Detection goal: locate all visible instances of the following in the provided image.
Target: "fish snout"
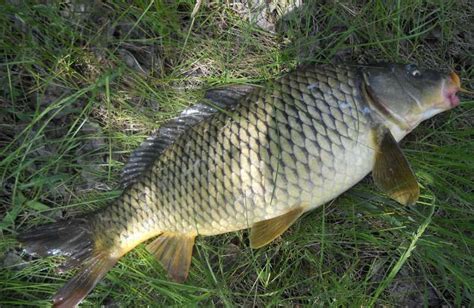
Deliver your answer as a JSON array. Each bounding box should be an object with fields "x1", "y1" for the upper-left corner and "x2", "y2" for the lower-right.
[{"x1": 443, "y1": 72, "x2": 461, "y2": 108}]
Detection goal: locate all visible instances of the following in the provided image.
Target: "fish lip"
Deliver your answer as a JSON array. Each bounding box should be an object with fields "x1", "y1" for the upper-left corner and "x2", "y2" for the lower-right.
[
  {"x1": 442, "y1": 73, "x2": 461, "y2": 108},
  {"x1": 445, "y1": 90, "x2": 460, "y2": 107}
]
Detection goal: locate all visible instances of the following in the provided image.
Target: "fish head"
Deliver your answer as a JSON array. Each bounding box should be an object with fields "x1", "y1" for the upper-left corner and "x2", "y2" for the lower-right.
[{"x1": 362, "y1": 63, "x2": 461, "y2": 130}]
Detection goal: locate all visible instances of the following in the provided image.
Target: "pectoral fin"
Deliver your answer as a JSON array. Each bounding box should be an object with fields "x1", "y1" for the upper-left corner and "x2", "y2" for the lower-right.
[
  {"x1": 372, "y1": 128, "x2": 420, "y2": 205},
  {"x1": 146, "y1": 232, "x2": 196, "y2": 282},
  {"x1": 250, "y1": 206, "x2": 305, "y2": 249}
]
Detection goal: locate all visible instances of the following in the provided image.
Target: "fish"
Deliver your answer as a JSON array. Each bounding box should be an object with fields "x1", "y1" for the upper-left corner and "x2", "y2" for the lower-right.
[{"x1": 17, "y1": 63, "x2": 463, "y2": 307}]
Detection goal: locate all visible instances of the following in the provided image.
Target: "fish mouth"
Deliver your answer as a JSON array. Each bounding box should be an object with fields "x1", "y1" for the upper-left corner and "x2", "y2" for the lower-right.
[{"x1": 442, "y1": 72, "x2": 461, "y2": 108}]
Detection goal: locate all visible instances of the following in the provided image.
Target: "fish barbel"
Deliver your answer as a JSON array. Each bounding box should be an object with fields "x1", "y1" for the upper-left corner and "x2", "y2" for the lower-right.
[{"x1": 18, "y1": 63, "x2": 462, "y2": 307}]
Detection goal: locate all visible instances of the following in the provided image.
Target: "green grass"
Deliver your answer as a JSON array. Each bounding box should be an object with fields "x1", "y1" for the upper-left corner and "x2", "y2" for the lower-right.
[{"x1": 1, "y1": 0, "x2": 473, "y2": 306}]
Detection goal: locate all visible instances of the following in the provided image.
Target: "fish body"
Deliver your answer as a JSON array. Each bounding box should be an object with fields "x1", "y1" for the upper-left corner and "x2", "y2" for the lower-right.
[
  {"x1": 101, "y1": 65, "x2": 374, "y2": 246},
  {"x1": 18, "y1": 63, "x2": 461, "y2": 307}
]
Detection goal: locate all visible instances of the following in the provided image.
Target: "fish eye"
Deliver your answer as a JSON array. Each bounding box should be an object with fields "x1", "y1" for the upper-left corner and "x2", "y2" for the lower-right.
[
  {"x1": 405, "y1": 64, "x2": 422, "y2": 78},
  {"x1": 411, "y1": 69, "x2": 422, "y2": 78}
]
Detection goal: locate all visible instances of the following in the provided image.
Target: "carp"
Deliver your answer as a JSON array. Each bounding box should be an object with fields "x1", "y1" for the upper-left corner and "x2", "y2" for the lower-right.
[{"x1": 18, "y1": 63, "x2": 463, "y2": 307}]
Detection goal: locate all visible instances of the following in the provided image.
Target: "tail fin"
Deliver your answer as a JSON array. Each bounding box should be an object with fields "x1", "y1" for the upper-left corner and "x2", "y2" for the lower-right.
[{"x1": 18, "y1": 218, "x2": 117, "y2": 307}]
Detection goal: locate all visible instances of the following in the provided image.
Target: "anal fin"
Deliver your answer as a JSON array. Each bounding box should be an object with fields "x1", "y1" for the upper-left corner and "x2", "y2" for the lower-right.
[
  {"x1": 146, "y1": 232, "x2": 196, "y2": 282},
  {"x1": 250, "y1": 206, "x2": 305, "y2": 249},
  {"x1": 372, "y1": 127, "x2": 420, "y2": 205}
]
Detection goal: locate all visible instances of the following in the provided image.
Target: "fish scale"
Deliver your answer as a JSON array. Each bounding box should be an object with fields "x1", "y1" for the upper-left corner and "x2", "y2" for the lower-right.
[{"x1": 90, "y1": 65, "x2": 375, "y2": 252}]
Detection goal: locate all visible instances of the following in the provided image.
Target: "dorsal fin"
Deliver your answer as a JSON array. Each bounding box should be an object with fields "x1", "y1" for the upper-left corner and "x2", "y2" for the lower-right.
[{"x1": 120, "y1": 84, "x2": 257, "y2": 188}]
